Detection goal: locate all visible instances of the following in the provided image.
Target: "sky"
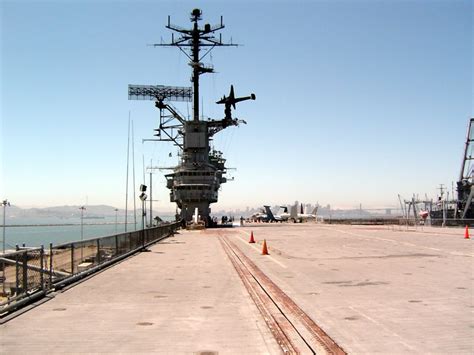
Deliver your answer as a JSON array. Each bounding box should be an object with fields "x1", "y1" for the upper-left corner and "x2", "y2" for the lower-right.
[{"x1": 1, "y1": 0, "x2": 472, "y2": 212}]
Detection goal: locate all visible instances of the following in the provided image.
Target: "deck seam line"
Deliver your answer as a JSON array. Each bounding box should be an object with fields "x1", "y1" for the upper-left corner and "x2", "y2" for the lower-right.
[
  {"x1": 223, "y1": 234, "x2": 347, "y2": 355},
  {"x1": 218, "y1": 234, "x2": 299, "y2": 353}
]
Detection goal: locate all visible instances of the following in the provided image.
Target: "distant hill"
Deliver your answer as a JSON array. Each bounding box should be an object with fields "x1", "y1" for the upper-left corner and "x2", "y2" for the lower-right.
[{"x1": 5, "y1": 205, "x2": 124, "y2": 219}]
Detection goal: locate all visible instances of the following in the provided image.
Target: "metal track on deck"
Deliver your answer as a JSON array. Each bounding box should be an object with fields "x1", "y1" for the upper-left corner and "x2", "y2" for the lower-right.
[{"x1": 219, "y1": 233, "x2": 346, "y2": 355}]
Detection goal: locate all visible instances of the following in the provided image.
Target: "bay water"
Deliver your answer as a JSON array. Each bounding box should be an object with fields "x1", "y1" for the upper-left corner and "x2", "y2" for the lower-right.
[{"x1": 2, "y1": 215, "x2": 175, "y2": 250}]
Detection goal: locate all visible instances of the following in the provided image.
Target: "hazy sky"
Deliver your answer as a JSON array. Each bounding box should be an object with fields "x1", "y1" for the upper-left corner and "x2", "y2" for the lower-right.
[{"x1": 1, "y1": 0, "x2": 472, "y2": 212}]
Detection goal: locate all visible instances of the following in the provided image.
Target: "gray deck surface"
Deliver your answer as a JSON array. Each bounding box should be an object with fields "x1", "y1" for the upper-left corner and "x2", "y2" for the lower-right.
[
  {"x1": 0, "y1": 231, "x2": 279, "y2": 354},
  {"x1": 1, "y1": 224, "x2": 473, "y2": 354},
  {"x1": 230, "y1": 224, "x2": 473, "y2": 354}
]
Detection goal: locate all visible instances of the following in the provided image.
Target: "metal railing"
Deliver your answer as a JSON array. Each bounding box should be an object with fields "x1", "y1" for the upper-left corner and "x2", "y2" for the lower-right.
[
  {"x1": 392, "y1": 217, "x2": 474, "y2": 228},
  {"x1": 323, "y1": 217, "x2": 400, "y2": 225},
  {"x1": 0, "y1": 222, "x2": 181, "y2": 315},
  {"x1": 321, "y1": 217, "x2": 474, "y2": 227}
]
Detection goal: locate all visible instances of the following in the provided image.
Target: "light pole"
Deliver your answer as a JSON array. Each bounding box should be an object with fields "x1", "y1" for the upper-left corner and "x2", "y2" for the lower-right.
[
  {"x1": 114, "y1": 208, "x2": 119, "y2": 233},
  {"x1": 79, "y1": 206, "x2": 86, "y2": 260},
  {"x1": 139, "y1": 186, "x2": 148, "y2": 251},
  {"x1": 149, "y1": 171, "x2": 153, "y2": 227},
  {"x1": 2, "y1": 199, "x2": 10, "y2": 254},
  {"x1": 2, "y1": 199, "x2": 10, "y2": 296},
  {"x1": 139, "y1": 186, "x2": 147, "y2": 231}
]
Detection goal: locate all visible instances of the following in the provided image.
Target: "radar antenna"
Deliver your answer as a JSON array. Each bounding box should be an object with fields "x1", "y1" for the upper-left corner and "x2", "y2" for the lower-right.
[{"x1": 154, "y1": 8, "x2": 237, "y2": 122}]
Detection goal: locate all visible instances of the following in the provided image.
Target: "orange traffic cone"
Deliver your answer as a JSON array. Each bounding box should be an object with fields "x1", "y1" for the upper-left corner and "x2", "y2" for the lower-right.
[
  {"x1": 465, "y1": 225, "x2": 470, "y2": 239},
  {"x1": 262, "y1": 239, "x2": 269, "y2": 255},
  {"x1": 249, "y1": 231, "x2": 255, "y2": 243}
]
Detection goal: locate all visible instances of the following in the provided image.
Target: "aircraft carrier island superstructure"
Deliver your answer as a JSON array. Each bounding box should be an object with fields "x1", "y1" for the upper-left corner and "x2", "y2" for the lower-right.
[{"x1": 128, "y1": 9, "x2": 255, "y2": 225}]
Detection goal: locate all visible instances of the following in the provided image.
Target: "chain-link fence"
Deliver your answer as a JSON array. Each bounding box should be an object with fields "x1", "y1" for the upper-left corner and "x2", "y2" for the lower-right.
[
  {"x1": 0, "y1": 222, "x2": 180, "y2": 315},
  {"x1": 0, "y1": 247, "x2": 46, "y2": 309}
]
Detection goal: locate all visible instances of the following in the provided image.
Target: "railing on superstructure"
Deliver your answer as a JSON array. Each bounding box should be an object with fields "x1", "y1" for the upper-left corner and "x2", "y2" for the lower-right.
[{"x1": 0, "y1": 221, "x2": 181, "y2": 316}]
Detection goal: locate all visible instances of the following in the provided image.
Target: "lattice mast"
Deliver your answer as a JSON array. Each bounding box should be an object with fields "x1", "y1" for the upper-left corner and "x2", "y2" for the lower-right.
[{"x1": 157, "y1": 9, "x2": 234, "y2": 121}]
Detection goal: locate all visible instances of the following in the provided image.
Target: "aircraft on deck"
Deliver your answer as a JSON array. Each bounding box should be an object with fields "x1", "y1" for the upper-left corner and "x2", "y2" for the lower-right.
[
  {"x1": 290, "y1": 203, "x2": 318, "y2": 222},
  {"x1": 264, "y1": 206, "x2": 291, "y2": 222},
  {"x1": 250, "y1": 208, "x2": 268, "y2": 222}
]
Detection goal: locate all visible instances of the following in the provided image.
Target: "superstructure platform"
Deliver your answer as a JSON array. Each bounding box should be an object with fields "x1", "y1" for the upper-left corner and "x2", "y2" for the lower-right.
[{"x1": 1, "y1": 224, "x2": 472, "y2": 354}]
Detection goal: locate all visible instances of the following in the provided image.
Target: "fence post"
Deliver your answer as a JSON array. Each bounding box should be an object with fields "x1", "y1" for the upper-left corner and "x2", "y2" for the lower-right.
[
  {"x1": 15, "y1": 245, "x2": 19, "y2": 294},
  {"x1": 71, "y1": 244, "x2": 75, "y2": 274},
  {"x1": 115, "y1": 235, "x2": 119, "y2": 256},
  {"x1": 40, "y1": 245, "x2": 44, "y2": 291},
  {"x1": 96, "y1": 239, "x2": 101, "y2": 264},
  {"x1": 22, "y1": 251, "x2": 28, "y2": 294},
  {"x1": 49, "y1": 243, "x2": 53, "y2": 288}
]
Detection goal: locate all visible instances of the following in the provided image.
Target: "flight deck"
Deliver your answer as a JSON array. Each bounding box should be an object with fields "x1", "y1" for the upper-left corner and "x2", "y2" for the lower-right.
[{"x1": 1, "y1": 224, "x2": 472, "y2": 354}]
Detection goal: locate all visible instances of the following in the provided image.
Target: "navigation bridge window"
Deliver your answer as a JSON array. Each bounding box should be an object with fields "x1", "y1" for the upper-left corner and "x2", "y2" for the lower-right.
[
  {"x1": 176, "y1": 185, "x2": 212, "y2": 190},
  {"x1": 176, "y1": 172, "x2": 215, "y2": 177}
]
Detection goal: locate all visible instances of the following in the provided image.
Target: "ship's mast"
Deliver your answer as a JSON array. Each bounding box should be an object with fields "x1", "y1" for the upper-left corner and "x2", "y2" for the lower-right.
[
  {"x1": 191, "y1": 11, "x2": 200, "y2": 121},
  {"x1": 157, "y1": 9, "x2": 236, "y2": 122}
]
